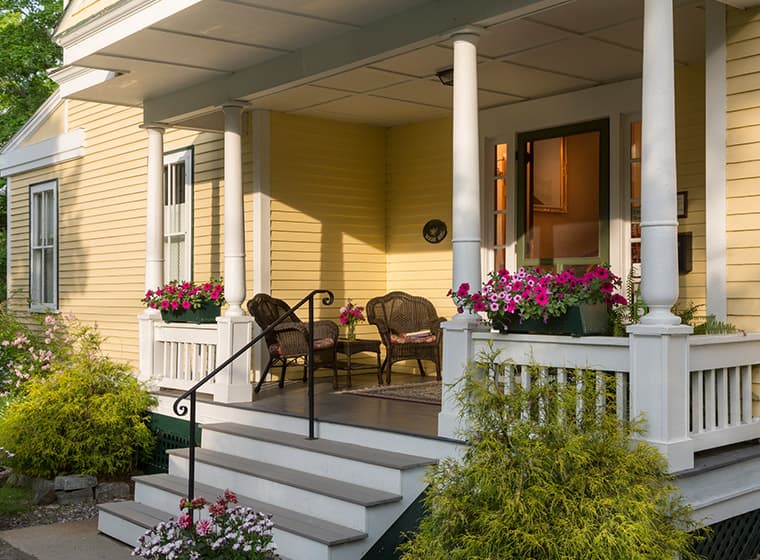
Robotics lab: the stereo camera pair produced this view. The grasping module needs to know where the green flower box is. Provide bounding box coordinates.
[496,303,610,337]
[160,303,221,324]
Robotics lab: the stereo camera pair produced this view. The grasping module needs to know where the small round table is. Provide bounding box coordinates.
[336,338,383,388]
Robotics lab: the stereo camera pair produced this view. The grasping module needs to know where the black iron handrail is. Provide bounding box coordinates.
[172,289,334,501]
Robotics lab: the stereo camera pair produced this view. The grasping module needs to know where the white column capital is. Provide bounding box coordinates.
[450,26,483,43]
[141,123,167,132]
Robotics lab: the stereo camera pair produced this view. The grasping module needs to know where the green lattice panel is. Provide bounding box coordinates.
[140,413,202,474]
[693,509,760,560]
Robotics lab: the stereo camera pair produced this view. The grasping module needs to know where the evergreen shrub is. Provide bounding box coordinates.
[399,350,703,560]
[0,351,156,479]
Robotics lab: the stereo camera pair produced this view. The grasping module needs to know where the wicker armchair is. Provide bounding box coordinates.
[247,293,339,393]
[366,291,446,384]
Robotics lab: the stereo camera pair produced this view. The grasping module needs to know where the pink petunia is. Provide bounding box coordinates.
[171,301,179,310]
[456,283,470,298]
[600,282,614,294]
[182,301,192,310]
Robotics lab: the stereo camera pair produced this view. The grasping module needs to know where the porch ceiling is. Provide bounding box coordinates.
[53,0,707,129]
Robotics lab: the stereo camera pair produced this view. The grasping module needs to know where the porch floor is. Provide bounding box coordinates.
[169,371,442,439]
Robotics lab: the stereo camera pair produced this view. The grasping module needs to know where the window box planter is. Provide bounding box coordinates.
[160,303,221,324]
[496,303,610,337]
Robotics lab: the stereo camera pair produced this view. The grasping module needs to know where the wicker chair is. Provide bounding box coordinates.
[366,291,446,385]
[247,293,339,393]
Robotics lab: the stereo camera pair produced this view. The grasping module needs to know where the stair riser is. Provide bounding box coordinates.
[168,456,370,532]
[201,430,404,493]
[98,511,148,549]
[132,482,332,560]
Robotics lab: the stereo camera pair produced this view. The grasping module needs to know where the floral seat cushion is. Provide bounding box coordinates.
[389,332,437,344]
[269,337,335,357]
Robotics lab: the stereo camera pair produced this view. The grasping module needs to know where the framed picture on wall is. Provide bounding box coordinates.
[677,191,688,219]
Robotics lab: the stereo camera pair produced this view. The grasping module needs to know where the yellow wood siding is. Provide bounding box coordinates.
[386,118,453,319]
[727,7,760,332]
[269,113,386,341]
[7,101,227,367]
[675,64,706,313]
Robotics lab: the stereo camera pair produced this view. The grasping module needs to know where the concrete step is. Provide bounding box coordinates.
[98,501,169,547]
[199,423,436,493]
[166,447,401,531]
[130,473,368,560]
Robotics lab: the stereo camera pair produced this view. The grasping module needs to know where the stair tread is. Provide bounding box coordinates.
[133,473,367,546]
[167,447,401,506]
[99,501,170,530]
[202,423,438,470]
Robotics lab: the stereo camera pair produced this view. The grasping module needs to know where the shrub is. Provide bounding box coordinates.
[399,351,702,560]
[0,352,156,479]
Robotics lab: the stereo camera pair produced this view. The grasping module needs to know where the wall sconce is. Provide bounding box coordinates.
[436,67,454,86]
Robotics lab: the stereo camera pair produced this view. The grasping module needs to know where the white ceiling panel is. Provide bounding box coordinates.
[526,0,644,34]
[228,0,430,26]
[372,78,523,109]
[295,94,448,126]
[246,85,349,111]
[103,28,278,73]
[370,45,456,78]
[504,37,642,83]
[312,67,412,93]
[464,18,570,59]
[477,60,596,99]
[154,0,354,51]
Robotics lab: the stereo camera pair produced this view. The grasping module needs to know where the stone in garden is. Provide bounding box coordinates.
[6,473,30,488]
[95,481,131,503]
[31,478,56,505]
[54,474,97,492]
[0,466,12,487]
[55,487,94,504]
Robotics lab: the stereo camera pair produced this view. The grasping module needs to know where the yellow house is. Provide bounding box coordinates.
[4,1,760,558]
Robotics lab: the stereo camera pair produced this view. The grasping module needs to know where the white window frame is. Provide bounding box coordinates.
[163,147,193,282]
[29,180,58,312]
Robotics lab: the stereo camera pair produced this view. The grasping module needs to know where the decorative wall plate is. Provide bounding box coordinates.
[422,219,447,244]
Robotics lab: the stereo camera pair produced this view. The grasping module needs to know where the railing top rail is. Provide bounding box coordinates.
[172,289,334,416]
[688,332,760,346]
[474,331,631,347]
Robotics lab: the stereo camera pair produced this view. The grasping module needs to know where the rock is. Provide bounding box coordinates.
[6,473,30,488]
[31,478,56,505]
[55,487,94,505]
[0,466,12,487]
[95,481,131,503]
[53,474,97,492]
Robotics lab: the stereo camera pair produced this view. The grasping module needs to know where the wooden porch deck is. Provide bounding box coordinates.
[229,372,440,438]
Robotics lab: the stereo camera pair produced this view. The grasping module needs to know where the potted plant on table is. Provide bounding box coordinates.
[142,280,225,323]
[449,265,628,336]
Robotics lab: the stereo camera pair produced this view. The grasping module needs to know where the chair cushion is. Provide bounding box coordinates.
[390,332,437,344]
[270,338,335,357]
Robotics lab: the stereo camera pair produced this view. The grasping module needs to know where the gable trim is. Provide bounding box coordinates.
[0,129,86,177]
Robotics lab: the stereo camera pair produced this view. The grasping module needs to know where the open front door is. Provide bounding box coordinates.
[516,119,610,272]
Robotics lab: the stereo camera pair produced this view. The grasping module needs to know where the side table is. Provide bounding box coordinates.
[335,338,382,388]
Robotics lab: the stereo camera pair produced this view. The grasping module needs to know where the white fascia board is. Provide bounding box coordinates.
[2,90,63,154]
[0,129,86,177]
[56,0,203,65]
[49,65,123,100]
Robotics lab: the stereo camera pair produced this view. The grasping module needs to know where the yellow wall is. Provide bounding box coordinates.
[386,118,453,316]
[269,113,386,340]
[7,101,229,366]
[726,7,760,331]
[22,102,67,147]
[675,64,706,312]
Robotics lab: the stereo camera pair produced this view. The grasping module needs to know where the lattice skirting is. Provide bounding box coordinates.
[693,509,760,560]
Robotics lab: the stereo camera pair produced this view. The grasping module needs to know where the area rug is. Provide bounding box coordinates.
[337,380,442,405]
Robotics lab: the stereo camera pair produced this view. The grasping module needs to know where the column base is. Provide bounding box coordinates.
[639,437,694,473]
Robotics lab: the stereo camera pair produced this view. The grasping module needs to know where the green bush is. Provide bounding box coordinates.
[0,353,156,479]
[399,352,702,560]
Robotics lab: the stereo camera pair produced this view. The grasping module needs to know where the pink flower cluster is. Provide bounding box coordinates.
[134,490,276,560]
[339,299,365,327]
[449,265,627,328]
[142,280,225,312]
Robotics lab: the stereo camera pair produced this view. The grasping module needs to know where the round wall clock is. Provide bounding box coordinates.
[422,219,448,244]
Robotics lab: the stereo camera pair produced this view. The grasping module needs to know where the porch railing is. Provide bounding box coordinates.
[154,323,218,390]
[171,289,334,501]
[462,330,760,470]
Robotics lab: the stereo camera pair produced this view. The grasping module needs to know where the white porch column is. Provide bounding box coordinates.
[440,28,483,439]
[139,124,165,383]
[223,103,246,316]
[628,0,693,472]
[451,29,482,312]
[639,0,680,326]
[215,104,253,402]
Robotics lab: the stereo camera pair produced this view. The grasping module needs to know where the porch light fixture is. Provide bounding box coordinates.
[436,67,454,86]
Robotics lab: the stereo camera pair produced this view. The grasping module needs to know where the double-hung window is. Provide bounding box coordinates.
[163,148,193,282]
[29,180,57,311]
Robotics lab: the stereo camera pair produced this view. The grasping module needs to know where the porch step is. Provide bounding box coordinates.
[98,501,169,546]
[200,423,437,493]
[133,473,367,559]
